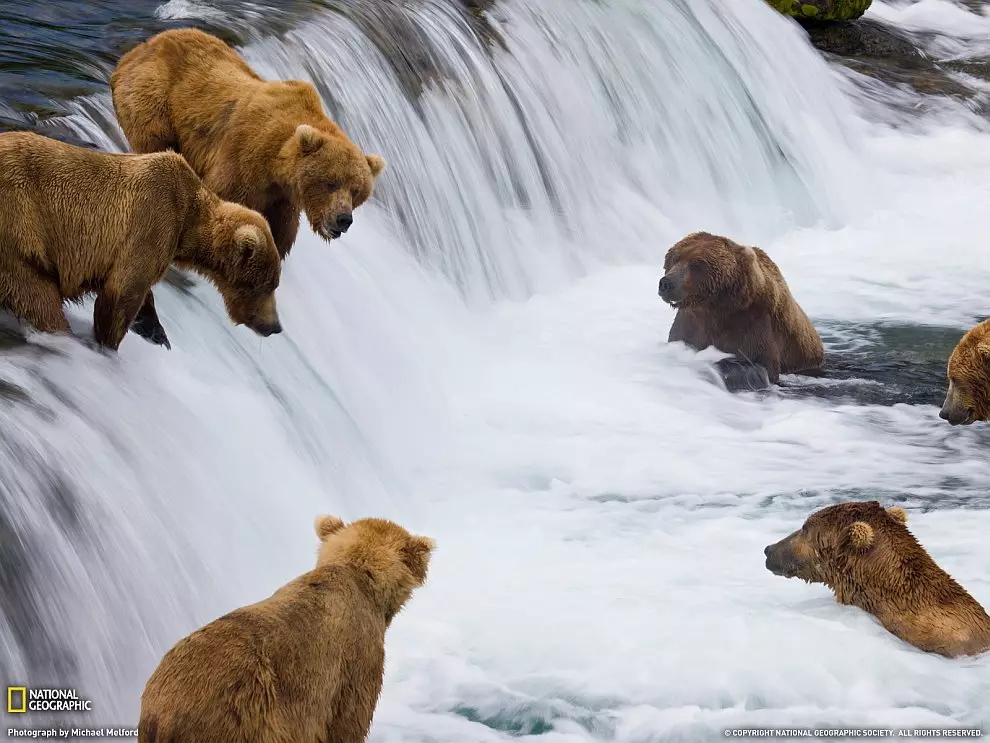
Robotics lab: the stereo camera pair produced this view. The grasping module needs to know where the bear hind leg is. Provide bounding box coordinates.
[130,290,171,349]
[0,257,70,335]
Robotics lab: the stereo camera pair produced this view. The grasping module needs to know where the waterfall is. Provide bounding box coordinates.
[4,0,990,737]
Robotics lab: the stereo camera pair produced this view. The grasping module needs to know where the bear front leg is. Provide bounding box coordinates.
[264,199,299,260]
[130,290,171,349]
[0,257,70,335]
[325,678,380,743]
[94,283,151,351]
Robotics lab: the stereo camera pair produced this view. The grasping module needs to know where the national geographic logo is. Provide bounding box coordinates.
[7,688,93,713]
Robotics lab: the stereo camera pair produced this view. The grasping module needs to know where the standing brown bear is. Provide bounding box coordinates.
[765,501,990,658]
[657,231,824,387]
[939,318,990,425]
[110,27,386,348]
[0,132,281,350]
[139,514,434,743]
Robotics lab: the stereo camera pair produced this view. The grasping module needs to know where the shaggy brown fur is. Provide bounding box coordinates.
[138,515,434,743]
[111,28,385,347]
[658,232,824,383]
[0,132,281,350]
[765,501,990,658]
[940,318,990,425]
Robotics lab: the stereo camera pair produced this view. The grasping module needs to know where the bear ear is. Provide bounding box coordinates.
[886,506,908,524]
[847,521,875,551]
[295,124,325,155]
[366,154,386,178]
[233,224,261,263]
[315,515,346,541]
[401,535,435,585]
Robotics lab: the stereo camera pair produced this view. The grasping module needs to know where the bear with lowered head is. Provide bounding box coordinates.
[658,232,824,387]
[0,131,281,351]
[110,27,386,347]
[139,515,434,743]
[940,317,990,425]
[765,500,990,658]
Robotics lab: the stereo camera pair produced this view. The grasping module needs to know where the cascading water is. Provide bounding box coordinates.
[3,0,990,739]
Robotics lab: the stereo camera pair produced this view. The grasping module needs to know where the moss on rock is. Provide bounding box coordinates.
[766,0,872,22]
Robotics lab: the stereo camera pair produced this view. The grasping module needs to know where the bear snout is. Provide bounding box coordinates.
[320,213,353,240]
[763,542,794,577]
[939,395,974,426]
[658,274,680,304]
[251,319,282,337]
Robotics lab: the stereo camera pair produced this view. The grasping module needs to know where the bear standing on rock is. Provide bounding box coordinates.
[765,500,990,658]
[0,132,282,350]
[139,515,434,743]
[111,28,386,348]
[658,231,824,387]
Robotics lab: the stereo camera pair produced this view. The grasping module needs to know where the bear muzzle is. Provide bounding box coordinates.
[657,274,682,307]
[250,319,282,337]
[939,387,975,426]
[319,212,353,241]
[244,295,282,337]
[764,540,801,579]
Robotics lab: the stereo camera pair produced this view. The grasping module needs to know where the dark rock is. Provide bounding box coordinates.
[712,357,772,392]
[806,18,919,59]
[805,18,979,101]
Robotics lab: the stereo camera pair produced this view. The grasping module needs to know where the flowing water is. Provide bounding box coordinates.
[2,0,990,739]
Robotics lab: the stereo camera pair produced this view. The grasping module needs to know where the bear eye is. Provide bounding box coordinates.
[327,180,343,192]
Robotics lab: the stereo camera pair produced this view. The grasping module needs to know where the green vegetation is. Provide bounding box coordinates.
[766,0,872,21]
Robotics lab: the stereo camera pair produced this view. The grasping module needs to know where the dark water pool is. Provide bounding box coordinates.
[0,0,315,138]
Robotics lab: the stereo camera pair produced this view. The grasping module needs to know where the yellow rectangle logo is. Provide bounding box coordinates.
[7,686,27,713]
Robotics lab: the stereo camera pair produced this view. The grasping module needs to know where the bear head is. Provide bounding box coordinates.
[658,232,766,311]
[764,500,910,600]
[940,319,990,426]
[211,202,282,336]
[287,124,385,243]
[314,514,434,623]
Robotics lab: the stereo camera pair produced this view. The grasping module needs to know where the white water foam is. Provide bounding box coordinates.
[871,0,990,58]
[4,0,990,739]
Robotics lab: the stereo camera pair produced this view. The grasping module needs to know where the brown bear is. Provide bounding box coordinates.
[765,500,990,658]
[0,132,281,351]
[138,514,435,743]
[657,232,824,386]
[940,318,990,425]
[110,27,385,348]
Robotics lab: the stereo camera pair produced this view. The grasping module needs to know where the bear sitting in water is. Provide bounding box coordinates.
[139,515,434,743]
[940,318,990,425]
[658,232,824,387]
[765,500,990,658]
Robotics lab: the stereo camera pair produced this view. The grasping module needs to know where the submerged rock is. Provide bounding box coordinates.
[766,0,872,22]
[805,17,980,103]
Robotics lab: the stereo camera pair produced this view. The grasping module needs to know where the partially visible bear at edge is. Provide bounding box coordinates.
[940,317,990,426]
[111,27,386,348]
[765,500,990,658]
[0,131,282,351]
[139,515,434,743]
[658,231,824,388]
